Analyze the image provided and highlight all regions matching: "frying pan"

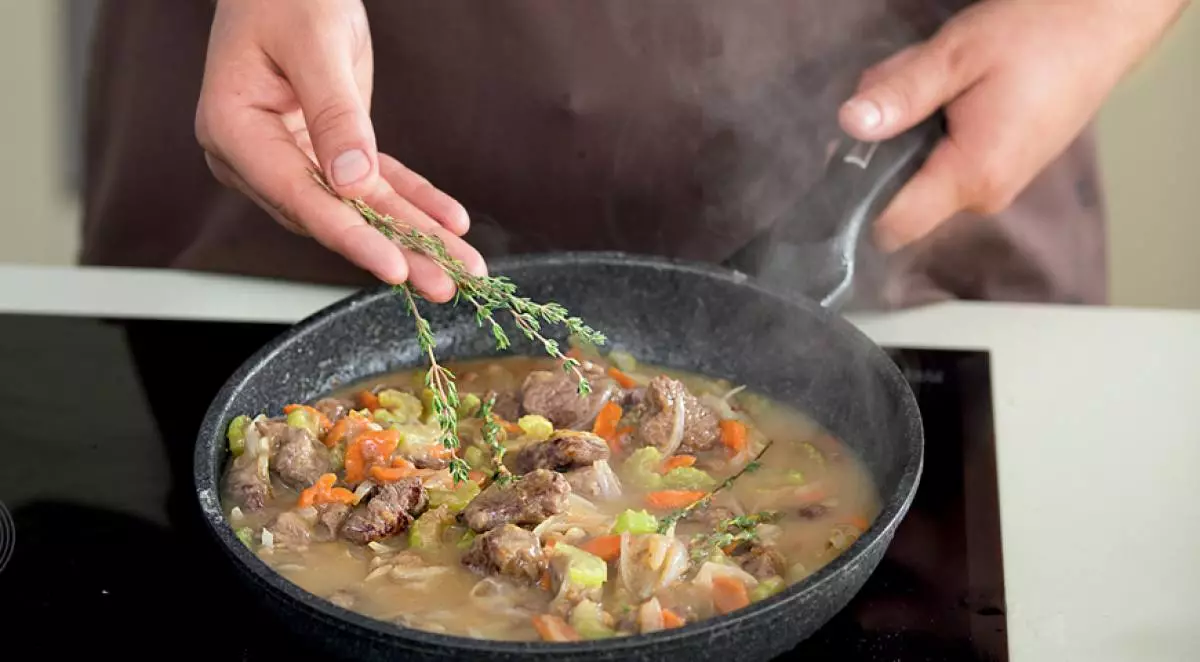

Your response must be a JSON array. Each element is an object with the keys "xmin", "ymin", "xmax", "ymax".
[{"xmin": 194, "ymin": 115, "xmax": 943, "ymax": 660}]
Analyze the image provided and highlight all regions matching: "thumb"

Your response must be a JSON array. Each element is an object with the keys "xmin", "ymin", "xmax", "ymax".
[
  {"xmin": 282, "ymin": 39, "xmax": 378, "ymax": 198},
  {"xmin": 839, "ymin": 36, "xmax": 976, "ymax": 142}
]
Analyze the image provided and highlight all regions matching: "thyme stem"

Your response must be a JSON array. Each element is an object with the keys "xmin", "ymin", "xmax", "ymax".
[{"xmin": 657, "ymin": 440, "xmax": 775, "ymax": 534}]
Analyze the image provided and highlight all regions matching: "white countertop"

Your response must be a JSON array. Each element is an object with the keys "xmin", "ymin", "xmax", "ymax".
[{"xmin": 3, "ymin": 263, "xmax": 1199, "ymax": 661}]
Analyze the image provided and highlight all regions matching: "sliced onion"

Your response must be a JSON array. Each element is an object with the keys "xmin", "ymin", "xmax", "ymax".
[
  {"xmin": 389, "ymin": 565, "xmax": 452, "ymax": 582},
  {"xmin": 638, "ymin": 597, "xmax": 665, "ymax": 634},
  {"xmin": 693, "ymin": 561, "xmax": 759, "ymax": 592},
  {"xmin": 658, "ymin": 398, "xmax": 687, "ymax": 465},
  {"xmin": 229, "ymin": 507, "xmax": 244, "ymax": 523},
  {"xmin": 700, "ymin": 393, "xmax": 738, "ymax": 421},
  {"xmin": 588, "ymin": 461, "xmax": 623, "ymax": 501},
  {"xmin": 617, "ymin": 532, "xmax": 634, "ymax": 595},
  {"xmin": 353, "ymin": 481, "xmax": 375, "ymax": 505},
  {"xmin": 260, "ymin": 528, "xmax": 274, "ymax": 549},
  {"xmin": 659, "ymin": 538, "xmax": 689, "ymax": 589},
  {"xmin": 367, "ymin": 540, "xmax": 397, "ymax": 555},
  {"xmin": 722, "ymin": 385, "xmax": 747, "ymax": 402}
]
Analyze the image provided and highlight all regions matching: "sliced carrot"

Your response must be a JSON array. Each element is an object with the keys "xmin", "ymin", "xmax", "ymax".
[
  {"xmin": 532, "ymin": 614, "xmax": 580, "ymax": 642},
  {"xmin": 356, "ymin": 390, "xmax": 380, "ymax": 411},
  {"xmin": 284, "ymin": 404, "xmax": 333, "ymax": 434},
  {"xmin": 468, "ymin": 470, "xmax": 489, "ymax": 485},
  {"xmin": 544, "ymin": 537, "xmax": 559, "ymax": 551},
  {"xmin": 322, "ymin": 411, "xmax": 369, "ymax": 448},
  {"xmin": 370, "ymin": 465, "xmax": 414, "ymax": 483},
  {"xmin": 658, "ymin": 455, "xmax": 696, "ymax": 473},
  {"xmin": 848, "ymin": 515, "xmax": 870, "ymax": 531},
  {"xmin": 344, "ymin": 429, "xmax": 401, "ymax": 484},
  {"xmin": 579, "ymin": 534, "xmax": 622, "ymax": 562},
  {"xmin": 607, "ymin": 366, "xmax": 637, "ymax": 389},
  {"xmin": 719, "ymin": 419, "xmax": 747, "ymax": 454},
  {"xmin": 644, "ymin": 490, "xmax": 707, "ymax": 510},
  {"xmin": 494, "ymin": 417, "xmax": 522, "ymax": 435},
  {"xmin": 661, "ymin": 608, "xmax": 686, "ymax": 629},
  {"xmin": 592, "ymin": 401, "xmax": 623, "ymax": 444},
  {"xmin": 297, "ymin": 473, "xmax": 353, "ymax": 507},
  {"xmin": 608, "ymin": 425, "xmax": 634, "ymax": 455},
  {"xmin": 711, "ymin": 575, "xmax": 751, "ymax": 615}
]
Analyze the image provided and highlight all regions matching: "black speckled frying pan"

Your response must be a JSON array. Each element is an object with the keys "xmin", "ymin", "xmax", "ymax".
[{"xmin": 194, "ymin": 118, "xmax": 941, "ymax": 661}]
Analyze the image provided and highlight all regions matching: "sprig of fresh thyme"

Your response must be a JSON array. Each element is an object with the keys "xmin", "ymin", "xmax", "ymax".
[
  {"xmin": 657, "ymin": 440, "xmax": 775, "ymax": 534},
  {"xmin": 311, "ymin": 169, "xmax": 606, "ymax": 483},
  {"xmin": 477, "ymin": 395, "xmax": 514, "ymax": 485},
  {"xmin": 689, "ymin": 511, "xmax": 781, "ymax": 562}
]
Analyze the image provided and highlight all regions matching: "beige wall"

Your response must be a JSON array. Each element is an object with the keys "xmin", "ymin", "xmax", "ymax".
[
  {"xmin": 0, "ymin": 1, "xmax": 1196, "ymax": 309},
  {"xmin": 1096, "ymin": 6, "xmax": 1200, "ymax": 310}
]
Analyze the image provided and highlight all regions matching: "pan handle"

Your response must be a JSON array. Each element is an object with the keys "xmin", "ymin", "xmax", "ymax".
[{"xmin": 727, "ymin": 111, "xmax": 946, "ymax": 309}]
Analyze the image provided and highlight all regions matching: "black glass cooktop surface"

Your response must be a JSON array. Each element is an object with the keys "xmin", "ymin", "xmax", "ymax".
[{"xmin": 0, "ymin": 315, "xmax": 1006, "ymax": 661}]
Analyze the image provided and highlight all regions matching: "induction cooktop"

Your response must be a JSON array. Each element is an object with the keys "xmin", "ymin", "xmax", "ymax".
[{"xmin": 0, "ymin": 315, "xmax": 1006, "ymax": 661}]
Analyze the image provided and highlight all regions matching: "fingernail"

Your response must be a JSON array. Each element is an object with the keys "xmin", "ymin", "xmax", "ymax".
[
  {"xmin": 332, "ymin": 149, "xmax": 371, "ymax": 187},
  {"xmin": 843, "ymin": 99, "xmax": 884, "ymax": 131}
]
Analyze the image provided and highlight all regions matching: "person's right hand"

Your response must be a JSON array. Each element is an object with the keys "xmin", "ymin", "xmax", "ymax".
[{"xmin": 195, "ymin": 0, "xmax": 483, "ymax": 300}]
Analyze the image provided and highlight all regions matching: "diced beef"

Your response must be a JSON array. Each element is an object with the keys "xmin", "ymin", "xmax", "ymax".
[
  {"xmin": 341, "ymin": 478, "xmax": 429, "ymax": 545},
  {"xmin": 461, "ymin": 524, "xmax": 546, "ymax": 583},
  {"xmin": 486, "ymin": 389, "xmax": 522, "ymax": 423},
  {"xmin": 520, "ymin": 362, "xmax": 614, "ymax": 429},
  {"xmin": 254, "ymin": 419, "xmax": 291, "ymax": 458},
  {"xmin": 269, "ymin": 509, "xmax": 314, "ymax": 547},
  {"xmin": 620, "ymin": 386, "xmax": 647, "ymax": 410},
  {"xmin": 314, "ymin": 502, "xmax": 352, "ymax": 541},
  {"xmin": 273, "ymin": 426, "xmax": 332, "ymax": 490},
  {"xmin": 510, "ymin": 430, "xmax": 610, "ymax": 474},
  {"xmin": 225, "ymin": 453, "xmax": 270, "ymax": 511},
  {"xmin": 314, "ymin": 397, "xmax": 354, "ymax": 423},
  {"xmin": 738, "ymin": 544, "xmax": 786, "ymax": 581},
  {"xmin": 395, "ymin": 441, "xmax": 451, "ymax": 470},
  {"xmin": 797, "ymin": 503, "xmax": 832, "ymax": 520},
  {"xmin": 461, "ymin": 469, "xmax": 571, "ymax": 533},
  {"xmin": 683, "ymin": 504, "xmax": 736, "ymax": 529},
  {"xmin": 633, "ymin": 376, "xmax": 721, "ymax": 454}
]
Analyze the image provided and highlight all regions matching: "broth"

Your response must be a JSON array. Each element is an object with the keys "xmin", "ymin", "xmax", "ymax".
[{"xmin": 220, "ymin": 353, "xmax": 879, "ymax": 641}]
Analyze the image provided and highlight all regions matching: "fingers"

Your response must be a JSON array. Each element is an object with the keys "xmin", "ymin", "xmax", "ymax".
[
  {"xmin": 379, "ymin": 154, "xmax": 471, "ymax": 237},
  {"xmin": 200, "ymin": 104, "xmax": 408, "ymax": 285},
  {"xmin": 840, "ymin": 33, "xmax": 979, "ymax": 142},
  {"xmin": 359, "ymin": 171, "xmax": 488, "ymax": 302},
  {"xmin": 872, "ymin": 138, "xmax": 973, "ymax": 252},
  {"xmin": 278, "ymin": 26, "xmax": 379, "ymax": 199}
]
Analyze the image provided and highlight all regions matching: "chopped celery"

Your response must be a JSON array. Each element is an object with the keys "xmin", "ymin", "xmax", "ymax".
[
  {"xmin": 611, "ymin": 509, "xmax": 659, "ymax": 535},
  {"xmin": 428, "ymin": 480, "xmax": 482, "ymax": 513},
  {"xmin": 802, "ymin": 443, "xmax": 826, "ymax": 471},
  {"xmin": 518, "ymin": 414, "xmax": 554, "ymax": 441},
  {"xmin": 622, "ymin": 447, "xmax": 664, "ymax": 490},
  {"xmin": 456, "ymin": 530, "xmax": 478, "ymax": 551},
  {"xmin": 373, "ymin": 409, "xmax": 400, "ymax": 428},
  {"xmin": 786, "ymin": 562, "xmax": 809, "ymax": 584},
  {"xmin": 463, "ymin": 445, "xmax": 487, "ymax": 470},
  {"xmin": 569, "ymin": 600, "xmax": 616, "ymax": 639},
  {"xmin": 420, "ymin": 388, "xmax": 436, "ymax": 423},
  {"xmin": 661, "ymin": 466, "xmax": 717, "ymax": 490},
  {"xmin": 785, "ymin": 470, "xmax": 806, "ymax": 485},
  {"xmin": 286, "ymin": 408, "xmax": 320, "ymax": 436},
  {"xmin": 378, "ymin": 389, "xmax": 424, "ymax": 422},
  {"xmin": 457, "ymin": 393, "xmax": 482, "ymax": 419},
  {"xmin": 608, "ymin": 350, "xmax": 637, "ymax": 373},
  {"xmin": 750, "ymin": 576, "xmax": 785, "ymax": 602},
  {"xmin": 235, "ymin": 526, "xmax": 254, "ymax": 547},
  {"xmin": 408, "ymin": 507, "xmax": 454, "ymax": 550},
  {"xmin": 553, "ymin": 544, "xmax": 608, "ymax": 589},
  {"xmin": 226, "ymin": 415, "xmax": 250, "ymax": 456},
  {"xmin": 328, "ymin": 443, "xmax": 346, "ymax": 473}
]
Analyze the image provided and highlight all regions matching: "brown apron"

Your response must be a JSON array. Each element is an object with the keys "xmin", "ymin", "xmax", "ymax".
[{"xmin": 80, "ymin": 0, "xmax": 1108, "ymax": 307}]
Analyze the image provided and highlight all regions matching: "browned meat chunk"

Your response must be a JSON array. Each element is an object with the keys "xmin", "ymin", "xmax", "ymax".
[
  {"xmin": 341, "ymin": 479, "xmax": 428, "ymax": 544},
  {"xmin": 314, "ymin": 502, "xmax": 352, "ymax": 541},
  {"xmin": 314, "ymin": 397, "xmax": 354, "ymax": 423},
  {"xmin": 738, "ymin": 545, "xmax": 786, "ymax": 581},
  {"xmin": 254, "ymin": 418, "xmax": 291, "ymax": 458},
  {"xmin": 509, "ymin": 430, "xmax": 610, "ymax": 474},
  {"xmin": 633, "ymin": 376, "xmax": 720, "ymax": 454},
  {"xmin": 520, "ymin": 362, "xmax": 614, "ymax": 429},
  {"xmin": 273, "ymin": 426, "xmax": 332, "ymax": 490},
  {"xmin": 224, "ymin": 453, "xmax": 270, "ymax": 511},
  {"xmin": 797, "ymin": 503, "xmax": 832, "ymax": 520},
  {"xmin": 461, "ymin": 523, "xmax": 546, "ymax": 583},
  {"xmin": 683, "ymin": 504, "xmax": 736, "ymax": 529},
  {"xmin": 461, "ymin": 469, "xmax": 571, "ymax": 533},
  {"xmin": 486, "ymin": 389, "xmax": 522, "ymax": 422},
  {"xmin": 269, "ymin": 509, "xmax": 314, "ymax": 547}
]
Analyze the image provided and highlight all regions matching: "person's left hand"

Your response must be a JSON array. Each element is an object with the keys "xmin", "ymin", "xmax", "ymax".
[{"xmin": 838, "ymin": 0, "xmax": 1190, "ymax": 252}]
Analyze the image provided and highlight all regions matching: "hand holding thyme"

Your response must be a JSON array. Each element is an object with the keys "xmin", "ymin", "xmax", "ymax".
[{"xmin": 312, "ymin": 169, "xmax": 606, "ymax": 483}]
